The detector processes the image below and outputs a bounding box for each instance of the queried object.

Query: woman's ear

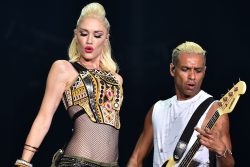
[106,33,110,42]
[73,29,78,44]
[74,29,77,37]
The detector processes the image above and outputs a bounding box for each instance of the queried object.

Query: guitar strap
[173,97,214,162]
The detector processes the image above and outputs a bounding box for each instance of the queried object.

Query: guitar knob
[218,102,223,107]
[229,92,234,96]
[223,97,228,101]
[234,87,238,91]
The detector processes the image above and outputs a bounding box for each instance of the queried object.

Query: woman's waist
[59,154,119,167]
[71,126,119,144]
[64,138,119,162]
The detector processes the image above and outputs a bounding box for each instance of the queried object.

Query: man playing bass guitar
[127,41,236,167]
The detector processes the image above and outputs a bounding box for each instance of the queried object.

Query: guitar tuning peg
[234,86,238,91]
[218,102,223,107]
[239,78,241,81]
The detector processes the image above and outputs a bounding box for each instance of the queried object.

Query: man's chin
[184,90,199,98]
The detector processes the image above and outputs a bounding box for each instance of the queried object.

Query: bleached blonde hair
[68,2,119,73]
[172,41,206,66]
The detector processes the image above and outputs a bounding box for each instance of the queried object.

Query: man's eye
[182,68,188,71]
[195,69,202,73]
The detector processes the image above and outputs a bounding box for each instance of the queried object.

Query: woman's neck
[78,59,101,70]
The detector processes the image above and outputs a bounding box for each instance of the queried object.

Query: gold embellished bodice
[62,65,123,129]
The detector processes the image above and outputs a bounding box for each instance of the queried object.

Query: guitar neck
[178,111,221,167]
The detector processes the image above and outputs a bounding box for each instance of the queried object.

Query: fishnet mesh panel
[64,106,119,163]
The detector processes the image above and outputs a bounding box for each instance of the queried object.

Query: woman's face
[75,17,108,64]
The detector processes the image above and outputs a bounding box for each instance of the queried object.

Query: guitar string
[179,111,220,167]
[170,90,235,166]
[180,112,218,167]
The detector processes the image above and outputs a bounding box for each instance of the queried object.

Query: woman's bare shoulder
[49,60,77,81]
[51,60,72,70]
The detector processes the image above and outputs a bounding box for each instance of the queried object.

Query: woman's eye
[94,34,102,38]
[80,32,88,36]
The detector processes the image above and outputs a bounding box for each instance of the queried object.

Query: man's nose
[188,70,195,80]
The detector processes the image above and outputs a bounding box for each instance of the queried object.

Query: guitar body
[161,157,176,167]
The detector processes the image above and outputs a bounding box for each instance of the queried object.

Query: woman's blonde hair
[68,2,119,73]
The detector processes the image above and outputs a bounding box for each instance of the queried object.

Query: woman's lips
[85,46,94,53]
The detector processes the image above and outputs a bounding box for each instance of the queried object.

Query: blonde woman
[15,2,123,167]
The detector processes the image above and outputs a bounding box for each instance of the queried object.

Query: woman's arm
[16,60,73,164]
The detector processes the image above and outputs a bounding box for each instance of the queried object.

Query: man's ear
[203,66,207,77]
[170,63,175,76]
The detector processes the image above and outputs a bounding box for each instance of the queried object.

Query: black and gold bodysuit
[61,62,123,163]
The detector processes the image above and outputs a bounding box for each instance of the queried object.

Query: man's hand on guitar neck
[195,114,235,167]
[195,127,226,155]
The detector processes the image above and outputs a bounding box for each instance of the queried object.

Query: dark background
[2,0,249,166]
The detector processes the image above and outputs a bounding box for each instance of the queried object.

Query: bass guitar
[162,80,246,167]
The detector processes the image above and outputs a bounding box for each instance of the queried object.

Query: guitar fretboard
[178,111,220,167]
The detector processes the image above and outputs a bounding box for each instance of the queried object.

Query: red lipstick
[85,46,94,53]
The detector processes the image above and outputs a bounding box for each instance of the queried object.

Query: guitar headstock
[218,81,246,115]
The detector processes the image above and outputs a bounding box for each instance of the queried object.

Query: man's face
[170,53,206,100]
